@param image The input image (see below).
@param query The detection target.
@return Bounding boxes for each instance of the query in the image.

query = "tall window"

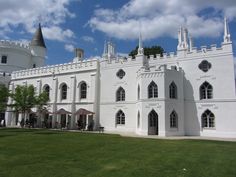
[116,87,125,101]
[44,85,50,99]
[137,85,140,100]
[116,110,125,125]
[1,55,7,64]
[200,81,213,100]
[137,111,140,128]
[148,81,158,98]
[202,110,215,128]
[80,82,87,99]
[169,82,177,99]
[61,84,67,100]
[149,110,158,127]
[170,111,178,128]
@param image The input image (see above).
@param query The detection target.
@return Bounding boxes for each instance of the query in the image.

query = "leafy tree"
[0,84,9,112]
[35,91,49,122]
[11,85,36,124]
[129,45,164,58]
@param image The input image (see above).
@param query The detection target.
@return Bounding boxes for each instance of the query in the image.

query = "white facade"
[4,19,236,138]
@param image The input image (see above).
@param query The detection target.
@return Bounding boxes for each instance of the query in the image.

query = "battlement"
[11,59,98,80]
[0,40,30,52]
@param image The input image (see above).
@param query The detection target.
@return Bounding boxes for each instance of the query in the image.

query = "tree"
[129,45,164,58]
[35,91,49,125]
[11,85,36,125]
[11,85,49,127]
[0,84,9,113]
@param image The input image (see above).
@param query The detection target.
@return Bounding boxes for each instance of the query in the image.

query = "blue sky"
[1,0,236,65]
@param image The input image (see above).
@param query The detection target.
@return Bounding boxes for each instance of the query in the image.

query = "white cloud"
[88,0,236,40]
[43,26,75,42]
[65,44,75,52]
[0,0,75,41]
[81,36,95,43]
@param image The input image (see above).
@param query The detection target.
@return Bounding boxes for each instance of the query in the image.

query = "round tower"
[30,23,46,68]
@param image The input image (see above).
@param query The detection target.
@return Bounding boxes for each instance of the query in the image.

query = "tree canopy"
[0,84,9,112]
[129,45,164,58]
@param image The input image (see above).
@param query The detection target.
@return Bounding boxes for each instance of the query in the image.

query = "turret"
[223,17,231,43]
[30,23,46,68]
[102,40,116,61]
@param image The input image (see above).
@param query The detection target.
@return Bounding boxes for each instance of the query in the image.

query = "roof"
[75,108,95,115]
[31,23,46,48]
[54,108,72,114]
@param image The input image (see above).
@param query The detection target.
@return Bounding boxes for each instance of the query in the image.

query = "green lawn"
[0,128,236,177]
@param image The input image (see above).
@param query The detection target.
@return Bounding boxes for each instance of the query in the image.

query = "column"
[5,83,14,126]
[52,77,58,128]
[70,75,76,129]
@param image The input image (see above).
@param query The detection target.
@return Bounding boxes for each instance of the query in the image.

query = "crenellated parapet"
[0,40,31,53]
[11,59,98,80]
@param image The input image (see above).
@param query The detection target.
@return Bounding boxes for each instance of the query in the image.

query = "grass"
[0,128,236,177]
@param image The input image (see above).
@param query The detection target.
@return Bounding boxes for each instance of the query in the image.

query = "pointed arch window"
[169,82,177,99]
[116,110,125,125]
[200,81,213,100]
[149,110,158,127]
[137,111,140,128]
[137,85,140,100]
[148,81,158,98]
[43,85,50,99]
[61,84,67,100]
[202,110,215,128]
[80,82,87,99]
[116,87,125,101]
[170,111,178,128]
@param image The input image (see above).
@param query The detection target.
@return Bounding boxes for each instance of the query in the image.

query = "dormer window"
[1,55,7,64]
[116,69,125,79]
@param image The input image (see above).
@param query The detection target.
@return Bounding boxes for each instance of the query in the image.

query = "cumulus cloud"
[0,0,75,41]
[88,0,236,40]
[65,44,75,52]
[81,36,95,43]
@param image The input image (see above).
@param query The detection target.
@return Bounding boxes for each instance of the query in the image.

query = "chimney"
[75,48,84,61]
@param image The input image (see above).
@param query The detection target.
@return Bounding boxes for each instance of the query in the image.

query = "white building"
[4,18,236,138]
[0,24,46,125]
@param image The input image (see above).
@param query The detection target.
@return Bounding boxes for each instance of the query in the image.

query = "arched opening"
[148,81,158,98]
[148,110,158,135]
[169,82,177,99]
[61,83,67,100]
[170,110,178,128]
[116,87,125,101]
[201,109,215,128]
[80,82,87,99]
[116,110,125,125]
[137,111,140,128]
[43,84,50,99]
[200,81,213,100]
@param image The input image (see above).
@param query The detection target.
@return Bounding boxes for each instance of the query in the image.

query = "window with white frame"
[202,109,215,128]
[170,111,178,128]
[80,82,87,99]
[1,55,7,64]
[116,110,125,125]
[61,84,67,100]
[169,82,177,99]
[200,81,213,100]
[44,85,50,99]
[137,85,140,100]
[148,81,158,98]
[116,87,125,101]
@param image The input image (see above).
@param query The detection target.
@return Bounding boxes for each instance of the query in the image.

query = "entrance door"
[148,110,158,135]
[61,114,66,128]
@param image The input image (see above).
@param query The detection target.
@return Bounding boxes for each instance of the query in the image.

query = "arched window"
[148,81,158,98]
[137,111,140,128]
[80,82,87,99]
[61,84,67,100]
[149,110,158,127]
[200,82,213,100]
[43,85,50,99]
[169,82,177,99]
[116,110,125,125]
[116,87,125,101]
[137,85,140,100]
[202,110,215,128]
[170,111,178,128]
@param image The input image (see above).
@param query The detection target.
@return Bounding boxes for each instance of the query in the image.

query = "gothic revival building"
[3,18,236,138]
